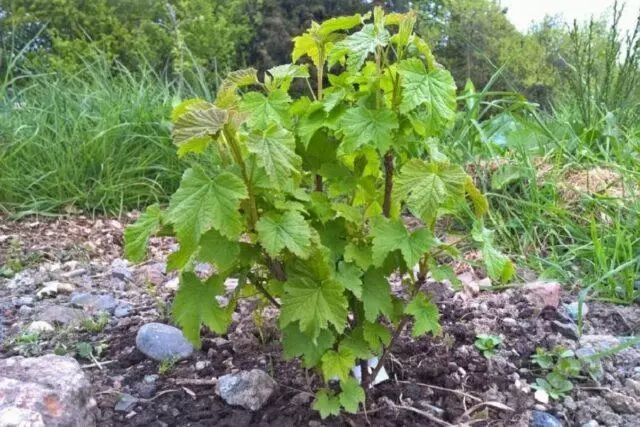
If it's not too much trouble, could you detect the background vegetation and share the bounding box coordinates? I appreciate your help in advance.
[1,0,638,303]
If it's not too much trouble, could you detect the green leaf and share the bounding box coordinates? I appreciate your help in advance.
[339,378,365,413]
[465,176,489,218]
[282,324,335,368]
[256,210,312,258]
[171,102,228,157]
[397,58,457,128]
[363,321,392,350]
[167,168,247,249]
[197,229,240,273]
[124,204,161,263]
[266,64,309,91]
[166,244,197,271]
[405,293,441,337]
[483,244,516,283]
[321,347,355,382]
[240,90,291,129]
[247,125,301,189]
[318,14,363,37]
[338,24,390,71]
[313,390,341,419]
[371,217,435,267]
[362,268,393,322]
[344,242,374,270]
[215,68,259,108]
[339,328,372,359]
[339,104,398,153]
[172,273,231,348]
[336,261,363,299]
[292,31,322,68]
[395,160,467,224]
[280,276,347,340]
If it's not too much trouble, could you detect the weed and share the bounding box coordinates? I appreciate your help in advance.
[474,334,503,358]
[81,313,111,333]
[158,356,179,376]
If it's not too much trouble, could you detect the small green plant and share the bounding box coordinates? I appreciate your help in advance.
[530,346,592,400]
[125,7,513,417]
[81,313,110,333]
[158,356,180,375]
[5,332,44,357]
[474,334,502,358]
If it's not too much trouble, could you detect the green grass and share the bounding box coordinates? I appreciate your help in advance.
[0,59,186,216]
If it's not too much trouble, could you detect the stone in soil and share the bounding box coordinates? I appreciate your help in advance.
[36,281,74,299]
[114,393,138,412]
[552,320,579,340]
[530,410,563,427]
[0,354,96,426]
[26,321,55,334]
[114,302,132,318]
[563,301,588,321]
[16,296,34,307]
[523,281,562,309]
[135,322,194,361]
[70,292,118,314]
[216,369,277,411]
[37,305,88,326]
[111,258,132,281]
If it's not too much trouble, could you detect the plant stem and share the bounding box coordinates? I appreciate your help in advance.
[314,174,324,192]
[366,317,409,388]
[382,150,394,218]
[314,52,325,192]
[255,280,281,308]
[222,126,258,230]
[264,254,287,282]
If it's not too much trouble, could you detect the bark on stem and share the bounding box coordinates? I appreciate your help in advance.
[382,150,394,218]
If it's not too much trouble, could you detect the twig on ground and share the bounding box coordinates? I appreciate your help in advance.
[81,360,115,369]
[396,380,482,402]
[174,378,218,386]
[456,401,514,423]
[391,403,453,426]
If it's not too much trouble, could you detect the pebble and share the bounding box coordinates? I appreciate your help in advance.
[37,305,88,326]
[563,301,588,321]
[563,396,577,411]
[164,277,179,291]
[291,392,312,406]
[18,305,34,315]
[523,281,562,309]
[135,323,194,361]
[114,393,138,412]
[114,303,132,318]
[111,259,132,282]
[216,369,277,411]
[26,321,55,334]
[531,410,563,427]
[36,281,75,299]
[71,293,119,314]
[60,268,88,279]
[16,296,35,307]
[552,320,579,340]
[534,389,550,404]
[502,317,517,327]
[195,361,209,370]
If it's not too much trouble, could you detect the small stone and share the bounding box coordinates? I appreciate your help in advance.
[38,305,88,326]
[7,271,36,290]
[135,323,194,361]
[624,378,640,396]
[531,410,563,427]
[0,407,45,426]
[216,369,277,411]
[597,411,622,426]
[143,374,158,383]
[60,268,88,279]
[26,321,55,334]
[212,337,230,348]
[563,396,577,411]
[111,259,132,281]
[71,293,118,314]
[534,389,550,404]
[36,281,74,299]
[291,392,312,406]
[114,303,132,318]
[18,305,34,315]
[164,277,179,291]
[582,421,599,427]
[524,281,562,309]
[140,263,166,285]
[503,317,517,327]
[552,320,579,340]
[195,361,209,370]
[115,393,138,412]
[604,391,640,414]
[17,296,35,307]
[136,382,157,399]
[563,302,588,321]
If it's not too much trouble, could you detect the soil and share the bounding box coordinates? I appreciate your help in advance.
[1,214,639,427]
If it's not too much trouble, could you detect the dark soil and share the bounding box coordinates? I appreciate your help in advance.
[1,214,640,427]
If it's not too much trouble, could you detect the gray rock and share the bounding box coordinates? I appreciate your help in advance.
[114,303,132,318]
[114,393,138,412]
[291,392,312,406]
[597,411,622,426]
[26,321,55,334]
[0,355,96,426]
[582,421,599,427]
[502,317,518,327]
[135,375,158,399]
[7,271,36,290]
[18,305,34,316]
[38,305,88,326]
[60,268,88,279]
[71,293,118,314]
[216,369,277,411]
[531,411,563,427]
[111,259,132,281]
[135,323,194,361]
[552,320,579,340]
[16,296,35,307]
[604,391,640,414]
[563,302,588,321]
[563,396,577,411]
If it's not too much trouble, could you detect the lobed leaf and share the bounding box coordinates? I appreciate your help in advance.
[124,204,162,263]
[405,293,441,337]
